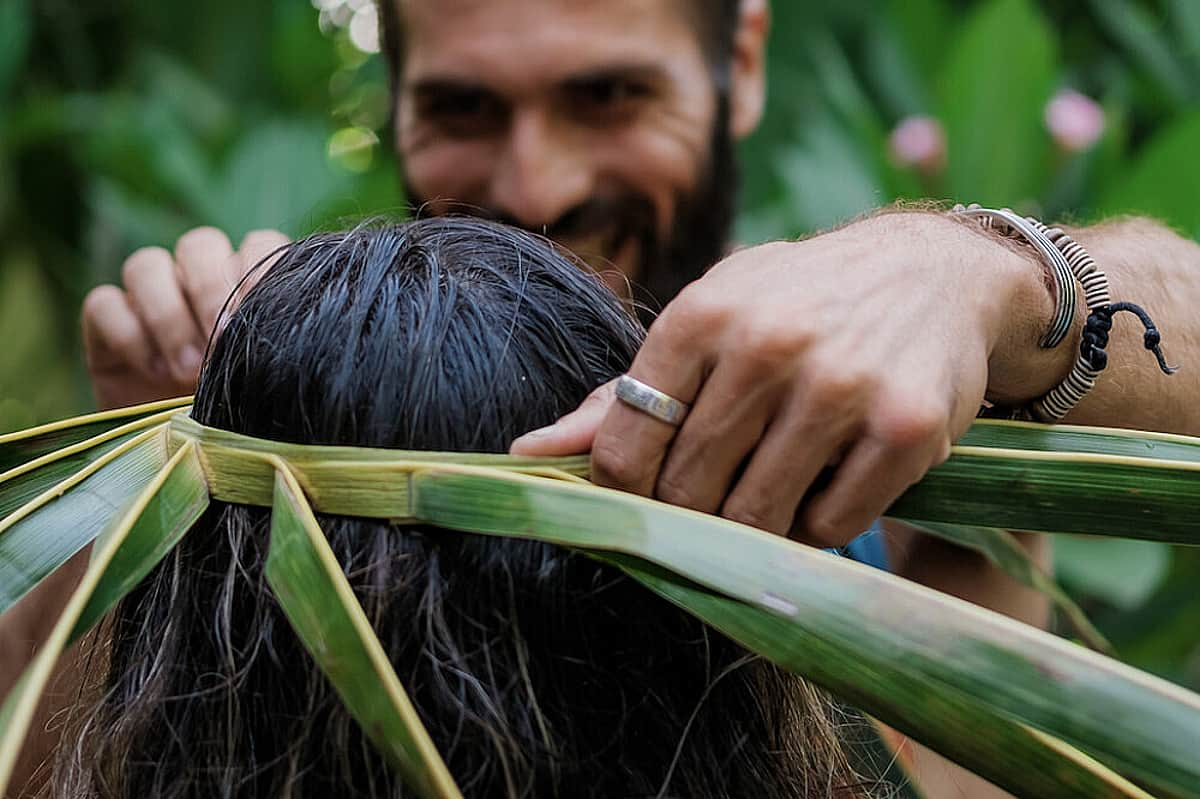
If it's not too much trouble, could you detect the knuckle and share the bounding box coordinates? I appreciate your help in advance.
[583,381,617,407]
[804,510,852,548]
[739,321,810,371]
[183,273,234,315]
[873,402,948,451]
[664,284,732,338]
[137,306,180,336]
[723,501,776,533]
[590,436,645,489]
[808,366,871,415]
[654,470,700,510]
[100,323,142,355]
[932,436,953,466]
[121,247,171,284]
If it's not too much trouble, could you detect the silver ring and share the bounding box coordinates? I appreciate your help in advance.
[615,375,691,426]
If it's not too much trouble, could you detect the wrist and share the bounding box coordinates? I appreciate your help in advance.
[928,211,1080,406]
[839,209,1078,405]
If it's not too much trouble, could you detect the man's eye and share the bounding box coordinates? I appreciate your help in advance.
[568,78,651,120]
[419,90,506,135]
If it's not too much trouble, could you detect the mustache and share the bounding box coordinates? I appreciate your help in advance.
[413,195,659,252]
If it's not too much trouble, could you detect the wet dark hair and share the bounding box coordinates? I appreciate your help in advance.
[60,218,863,797]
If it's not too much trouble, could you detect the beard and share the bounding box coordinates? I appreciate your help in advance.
[401,96,738,324]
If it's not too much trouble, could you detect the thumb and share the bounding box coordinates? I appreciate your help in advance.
[509,379,617,456]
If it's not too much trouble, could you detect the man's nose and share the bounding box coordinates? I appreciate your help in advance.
[488,109,595,231]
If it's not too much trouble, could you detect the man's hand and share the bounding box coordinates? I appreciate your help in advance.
[82,227,289,410]
[513,212,1062,545]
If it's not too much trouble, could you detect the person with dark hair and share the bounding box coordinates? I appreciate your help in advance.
[66,1,1200,791]
[34,217,871,798]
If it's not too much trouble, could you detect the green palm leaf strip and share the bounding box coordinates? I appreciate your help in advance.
[0,426,171,616]
[908,522,1112,652]
[6,402,1200,798]
[892,444,1200,541]
[177,411,1200,543]
[599,552,1151,799]
[410,466,1199,798]
[266,460,463,799]
[962,417,1200,460]
[0,406,183,519]
[0,397,191,474]
[0,438,208,796]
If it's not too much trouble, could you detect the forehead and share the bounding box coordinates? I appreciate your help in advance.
[399,0,705,89]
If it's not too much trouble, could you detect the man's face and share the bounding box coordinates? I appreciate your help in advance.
[393,0,737,301]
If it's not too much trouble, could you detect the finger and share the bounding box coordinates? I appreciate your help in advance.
[799,423,945,548]
[652,360,778,515]
[173,227,234,336]
[590,318,708,497]
[718,395,862,536]
[236,229,291,286]
[214,230,291,333]
[509,379,616,455]
[81,284,161,381]
[122,246,205,384]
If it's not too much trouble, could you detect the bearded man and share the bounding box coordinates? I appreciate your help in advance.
[68,0,1200,791]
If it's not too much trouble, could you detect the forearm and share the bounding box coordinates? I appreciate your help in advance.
[1054,219,1200,434]
[978,215,1198,433]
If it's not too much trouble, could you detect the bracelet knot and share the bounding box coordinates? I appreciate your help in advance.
[1080,303,1175,376]
[1080,311,1110,371]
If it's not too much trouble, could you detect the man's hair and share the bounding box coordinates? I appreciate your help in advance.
[57,218,865,797]
[378,0,742,90]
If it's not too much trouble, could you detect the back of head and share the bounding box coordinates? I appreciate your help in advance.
[63,218,859,798]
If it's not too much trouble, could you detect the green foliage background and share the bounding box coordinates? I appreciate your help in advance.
[1,0,1198,688]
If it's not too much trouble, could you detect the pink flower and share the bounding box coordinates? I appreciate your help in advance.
[888,116,946,176]
[1045,90,1105,153]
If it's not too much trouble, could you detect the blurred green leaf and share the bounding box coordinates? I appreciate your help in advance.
[1097,111,1200,237]
[1099,548,1200,687]
[0,0,31,103]
[939,0,1056,205]
[75,91,216,211]
[138,52,235,143]
[887,0,952,85]
[805,32,887,146]
[209,121,353,240]
[1170,0,1200,67]
[0,257,78,430]
[863,19,930,118]
[270,1,342,108]
[1055,536,1171,611]
[1090,0,1194,104]
[777,117,884,231]
[85,179,195,258]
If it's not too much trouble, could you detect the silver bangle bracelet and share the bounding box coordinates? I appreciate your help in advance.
[952,204,1175,423]
[952,204,1077,349]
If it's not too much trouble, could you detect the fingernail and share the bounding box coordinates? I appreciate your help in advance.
[176,345,202,375]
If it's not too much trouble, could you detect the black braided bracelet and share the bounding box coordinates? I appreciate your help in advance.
[952,204,1176,423]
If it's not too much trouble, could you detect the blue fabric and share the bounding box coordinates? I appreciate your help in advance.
[834,521,890,571]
